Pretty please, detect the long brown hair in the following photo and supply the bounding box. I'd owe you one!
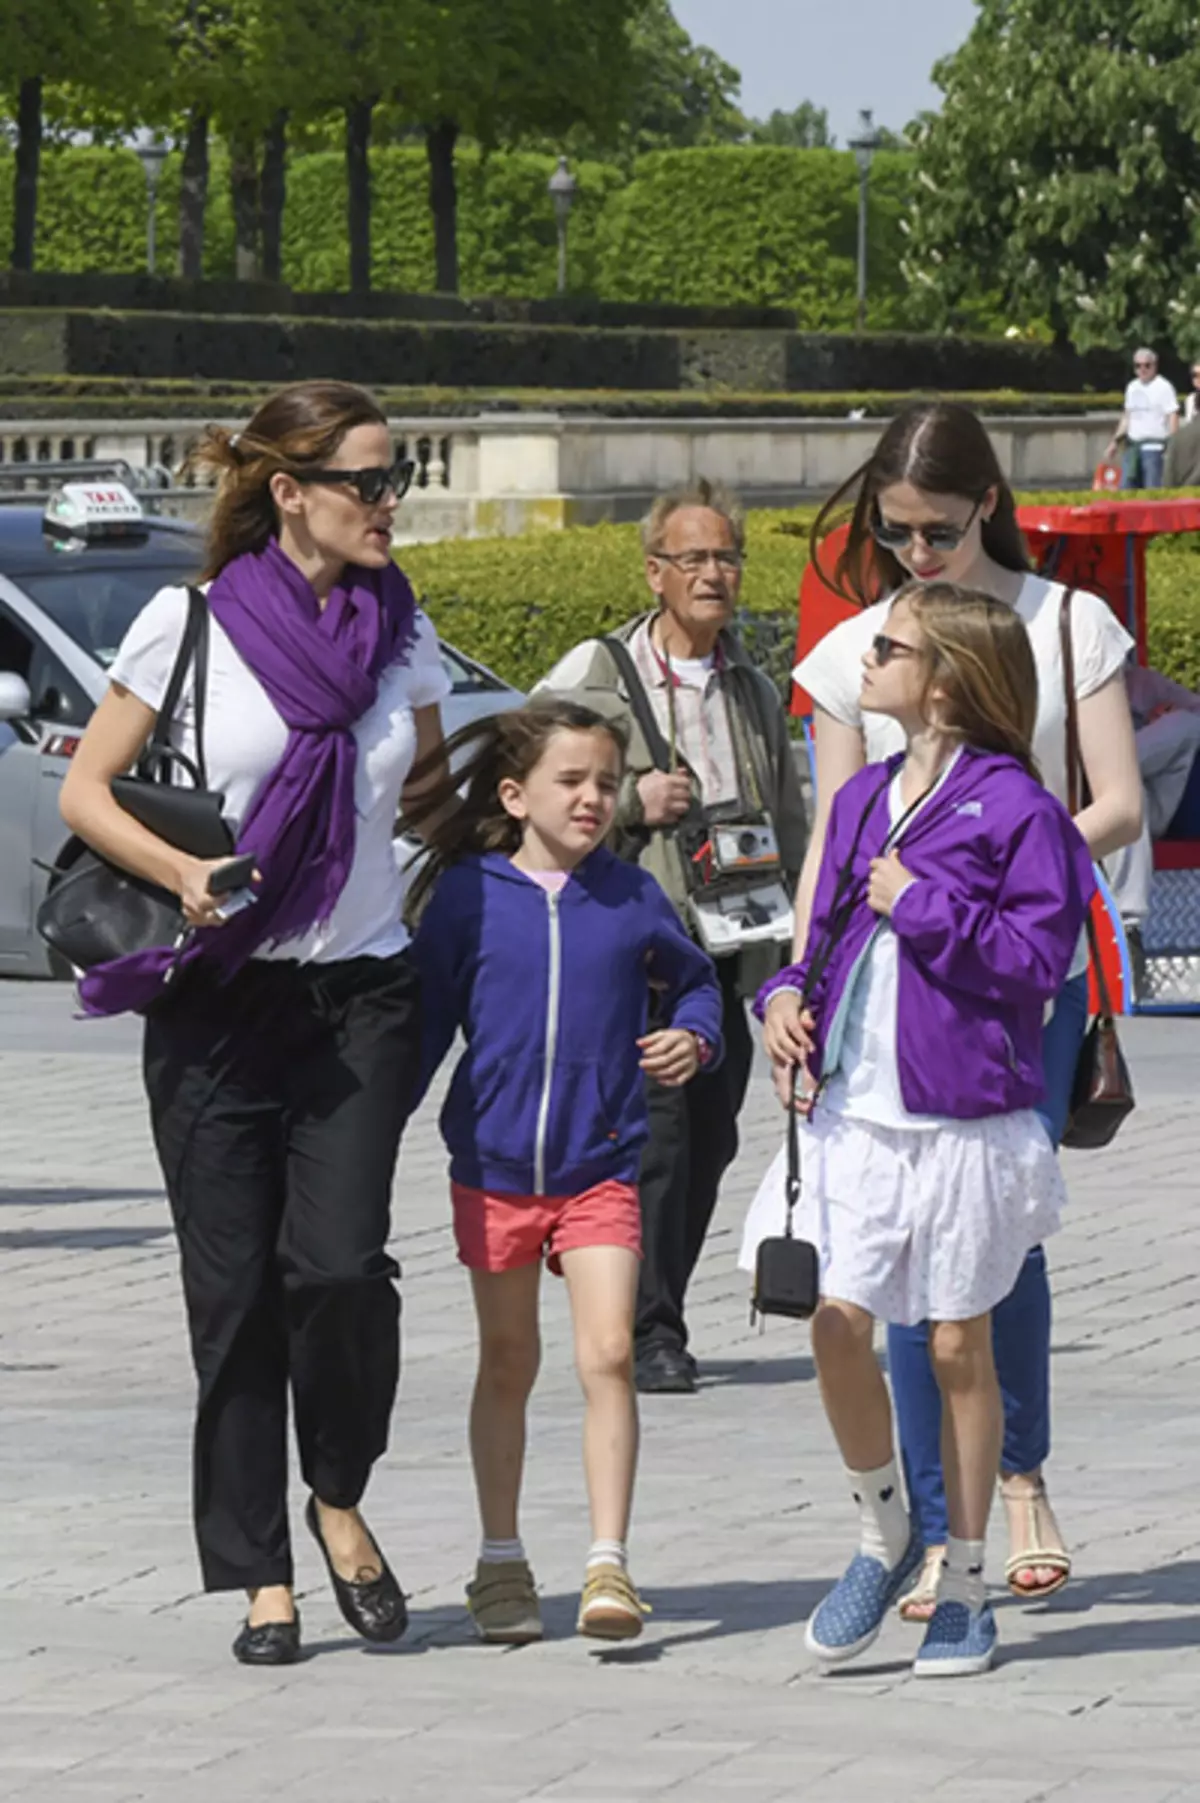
[186,380,389,581]
[811,402,1031,606]
[401,698,628,920]
[897,581,1039,779]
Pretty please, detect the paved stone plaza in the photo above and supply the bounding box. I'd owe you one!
[1,987,1199,1802]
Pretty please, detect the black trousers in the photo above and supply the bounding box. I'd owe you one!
[143,951,421,1593]
[635,957,754,1356]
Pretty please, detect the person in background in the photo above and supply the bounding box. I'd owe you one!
[538,481,808,1395]
[1106,348,1179,490]
[1105,660,1200,986]
[407,700,722,1643]
[1181,361,1200,424]
[1163,405,1200,488]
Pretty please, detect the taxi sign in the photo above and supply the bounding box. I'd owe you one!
[43,480,147,540]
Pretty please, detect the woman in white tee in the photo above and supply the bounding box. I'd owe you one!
[766,401,1143,1621]
[61,381,452,1666]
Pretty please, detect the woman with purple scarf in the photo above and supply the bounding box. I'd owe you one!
[61,381,451,1666]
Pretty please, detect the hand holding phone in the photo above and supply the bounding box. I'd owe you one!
[206,853,258,896]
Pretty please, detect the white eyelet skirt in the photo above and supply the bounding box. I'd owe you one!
[739,1106,1066,1326]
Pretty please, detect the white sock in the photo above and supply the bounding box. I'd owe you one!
[586,1538,627,1572]
[480,1536,525,1565]
[939,1536,987,1612]
[846,1460,910,1568]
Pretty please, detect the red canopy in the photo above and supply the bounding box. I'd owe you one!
[1018,497,1200,538]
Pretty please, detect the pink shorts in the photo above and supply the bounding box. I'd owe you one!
[451,1178,642,1275]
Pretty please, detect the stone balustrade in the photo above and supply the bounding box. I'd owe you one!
[0,411,1117,542]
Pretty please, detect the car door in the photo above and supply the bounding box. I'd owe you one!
[0,601,93,969]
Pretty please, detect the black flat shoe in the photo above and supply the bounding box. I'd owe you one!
[635,1344,696,1394]
[233,1612,302,1666]
[305,1495,408,1643]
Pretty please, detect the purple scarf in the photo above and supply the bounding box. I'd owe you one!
[79,539,418,1017]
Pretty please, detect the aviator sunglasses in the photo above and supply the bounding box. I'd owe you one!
[293,455,416,506]
[871,495,983,554]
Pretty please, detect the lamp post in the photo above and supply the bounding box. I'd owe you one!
[848,108,881,331]
[134,133,169,276]
[548,155,577,297]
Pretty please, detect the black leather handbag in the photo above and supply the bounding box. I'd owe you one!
[751,1071,820,1323]
[37,586,233,972]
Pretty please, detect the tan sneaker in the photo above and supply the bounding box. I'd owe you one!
[577,1562,648,1640]
[466,1558,543,1644]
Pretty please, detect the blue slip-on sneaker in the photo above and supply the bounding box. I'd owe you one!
[804,1529,924,1667]
[912,1599,997,1678]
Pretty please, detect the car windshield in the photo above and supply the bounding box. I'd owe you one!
[18,558,200,668]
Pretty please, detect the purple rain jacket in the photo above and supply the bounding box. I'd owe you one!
[755,748,1096,1121]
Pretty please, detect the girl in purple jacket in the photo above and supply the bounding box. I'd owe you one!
[407,699,721,1649]
[756,585,1094,1678]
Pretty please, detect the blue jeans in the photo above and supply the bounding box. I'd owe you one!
[1124,442,1166,489]
[887,974,1089,1545]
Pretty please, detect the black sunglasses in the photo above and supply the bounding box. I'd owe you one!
[293,457,415,506]
[871,496,983,554]
[871,632,921,667]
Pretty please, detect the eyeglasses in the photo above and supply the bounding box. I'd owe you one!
[293,457,415,506]
[1134,359,1156,371]
[871,633,921,667]
[650,549,744,575]
[871,496,983,554]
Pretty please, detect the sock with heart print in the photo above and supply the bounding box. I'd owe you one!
[846,1459,911,1569]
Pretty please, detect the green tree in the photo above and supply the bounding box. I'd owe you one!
[391,0,643,294]
[596,0,745,159]
[0,0,160,269]
[748,101,833,148]
[904,0,1200,350]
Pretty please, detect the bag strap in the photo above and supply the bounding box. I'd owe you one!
[784,1067,801,1237]
[148,586,211,790]
[600,632,674,773]
[1059,586,1116,1026]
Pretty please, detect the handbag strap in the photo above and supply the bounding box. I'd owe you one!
[1059,586,1116,1026]
[146,586,211,791]
[784,1066,801,1236]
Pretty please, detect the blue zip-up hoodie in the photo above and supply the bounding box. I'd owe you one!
[411,848,724,1196]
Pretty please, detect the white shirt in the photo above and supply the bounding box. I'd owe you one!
[1124,374,1178,443]
[794,573,1133,813]
[109,584,450,965]
[820,755,960,1131]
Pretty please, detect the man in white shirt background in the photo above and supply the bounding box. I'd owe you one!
[1106,347,1179,489]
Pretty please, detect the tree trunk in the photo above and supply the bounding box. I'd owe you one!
[260,110,288,283]
[425,118,459,294]
[11,75,42,272]
[229,132,260,281]
[345,98,375,293]
[178,107,209,280]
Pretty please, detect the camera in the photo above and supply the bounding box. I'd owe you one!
[710,822,780,875]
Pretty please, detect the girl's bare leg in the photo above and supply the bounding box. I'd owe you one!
[559,1246,639,1543]
[811,1297,893,1470]
[468,1263,542,1541]
[929,1315,1002,1543]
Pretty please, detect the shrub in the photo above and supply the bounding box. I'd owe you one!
[594,147,915,330]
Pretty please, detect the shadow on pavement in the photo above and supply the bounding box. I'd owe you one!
[698,1354,816,1387]
[0,1186,163,1208]
[0,1225,171,1250]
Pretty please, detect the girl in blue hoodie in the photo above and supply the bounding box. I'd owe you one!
[407,698,722,1648]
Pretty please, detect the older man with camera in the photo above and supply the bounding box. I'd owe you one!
[539,480,808,1392]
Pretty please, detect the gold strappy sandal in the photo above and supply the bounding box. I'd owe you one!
[897,1543,944,1622]
[1000,1474,1071,1600]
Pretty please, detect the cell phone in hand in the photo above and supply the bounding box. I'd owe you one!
[207,853,257,896]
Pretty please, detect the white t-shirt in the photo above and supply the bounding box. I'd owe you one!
[794,573,1133,812]
[1124,374,1178,443]
[821,756,960,1132]
[109,584,451,965]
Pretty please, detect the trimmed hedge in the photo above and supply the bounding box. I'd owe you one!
[0,377,1126,423]
[402,494,1200,696]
